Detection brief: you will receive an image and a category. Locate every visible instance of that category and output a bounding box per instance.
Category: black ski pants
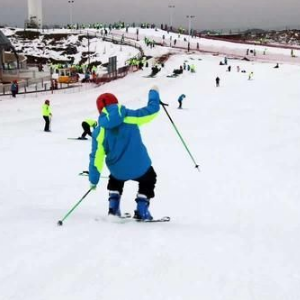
[107,166,157,199]
[43,116,50,131]
[81,121,92,138]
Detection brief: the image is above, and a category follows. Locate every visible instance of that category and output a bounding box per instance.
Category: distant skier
[248,72,254,80]
[190,64,196,73]
[173,65,183,75]
[291,49,295,57]
[150,65,161,77]
[42,100,52,132]
[274,63,279,69]
[178,94,186,109]
[79,119,97,140]
[89,87,161,220]
[138,60,144,70]
[11,80,18,98]
[215,77,220,87]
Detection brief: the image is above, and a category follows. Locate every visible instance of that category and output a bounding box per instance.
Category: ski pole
[79,170,109,178]
[160,102,200,171]
[57,188,92,226]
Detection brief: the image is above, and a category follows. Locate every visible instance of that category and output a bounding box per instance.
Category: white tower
[28,0,43,28]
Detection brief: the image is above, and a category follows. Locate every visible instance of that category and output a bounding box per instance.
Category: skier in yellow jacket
[42,100,52,132]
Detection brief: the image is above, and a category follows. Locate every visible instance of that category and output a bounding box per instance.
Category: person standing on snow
[248,71,254,80]
[89,86,161,220]
[42,100,52,132]
[79,119,97,140]
[11,80,19,98]
[215,76,220,87]
[178,94,186,109]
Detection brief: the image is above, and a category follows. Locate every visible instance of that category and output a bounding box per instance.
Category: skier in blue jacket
[178,94,186,109]
[89,86,161,220]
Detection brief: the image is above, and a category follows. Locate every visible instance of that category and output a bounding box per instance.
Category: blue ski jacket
[89,89,160,185]
[178,94,186,102]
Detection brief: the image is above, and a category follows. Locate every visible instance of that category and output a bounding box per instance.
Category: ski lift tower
[27,0,43,28]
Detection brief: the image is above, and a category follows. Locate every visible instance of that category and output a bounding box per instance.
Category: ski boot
[134,194,153,221]
[108,191,121,217]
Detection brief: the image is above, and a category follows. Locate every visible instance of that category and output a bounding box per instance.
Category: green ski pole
[160,102,200,171]
[57,188,92,226]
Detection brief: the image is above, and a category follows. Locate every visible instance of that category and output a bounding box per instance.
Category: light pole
[68,0,74,30]
[186,15,195,41]
[168,5,175,29]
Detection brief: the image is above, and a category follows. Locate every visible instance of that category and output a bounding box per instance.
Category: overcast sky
[0,0,300,31]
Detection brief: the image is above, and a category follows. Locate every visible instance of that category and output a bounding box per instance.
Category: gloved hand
[90,183,97,190]
[151,85,159,93]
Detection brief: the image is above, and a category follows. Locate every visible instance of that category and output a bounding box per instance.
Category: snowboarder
[80,119,97,140]
[89,87,161,220]
[42,100,52,132]
[178,94,186,109]
[215,77,220,87]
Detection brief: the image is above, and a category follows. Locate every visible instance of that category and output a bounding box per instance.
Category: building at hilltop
[0,31,29,84]
[0,31,19,81]
[26,0,43,29]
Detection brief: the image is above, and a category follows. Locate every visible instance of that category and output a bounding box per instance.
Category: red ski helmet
[96,93,118,113]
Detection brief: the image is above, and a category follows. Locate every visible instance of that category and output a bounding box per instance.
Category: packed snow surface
[0,29,300,300]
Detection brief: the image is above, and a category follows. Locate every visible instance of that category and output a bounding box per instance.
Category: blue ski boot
[108,191,121,217]
[134,194,153,221]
